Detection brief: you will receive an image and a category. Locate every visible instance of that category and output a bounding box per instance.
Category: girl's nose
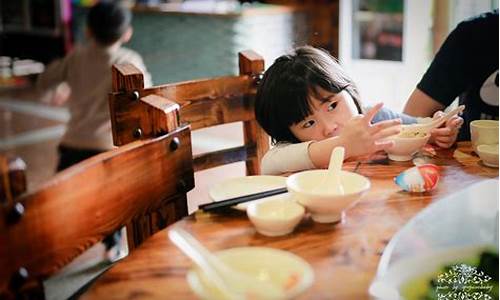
[322,121,338,138]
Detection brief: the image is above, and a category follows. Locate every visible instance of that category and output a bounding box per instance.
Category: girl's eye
[302,120,315,129]
[327,101,338,112]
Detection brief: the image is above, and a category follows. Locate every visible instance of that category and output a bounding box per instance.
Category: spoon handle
[168,228,241,299]
[428,105,465,129]
[328,146,345,172]
[324,147,345,194]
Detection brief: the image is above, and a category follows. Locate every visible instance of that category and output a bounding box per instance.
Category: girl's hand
[429,111,464,148]
[339,103,402,158]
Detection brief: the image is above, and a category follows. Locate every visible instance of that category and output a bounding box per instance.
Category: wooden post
[109,64,180,146]
[109,64,188,250]
[0,156,27,205]
[239,50,269,175]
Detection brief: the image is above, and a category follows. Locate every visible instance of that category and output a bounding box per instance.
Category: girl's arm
[309,103,402,167]
[371,106,418,125]
[262,104,403,174]
[308,136,347,168]
[261,142,316,175]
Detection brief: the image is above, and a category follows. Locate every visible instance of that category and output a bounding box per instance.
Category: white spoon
[314,146,345,194]
[168,227,284,300]
[404,105,465,134]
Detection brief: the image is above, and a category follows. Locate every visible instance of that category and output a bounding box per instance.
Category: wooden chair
[0,103,194,299]
[108,50,269,176]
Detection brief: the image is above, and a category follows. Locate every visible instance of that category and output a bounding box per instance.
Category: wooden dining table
[81,142,498,299]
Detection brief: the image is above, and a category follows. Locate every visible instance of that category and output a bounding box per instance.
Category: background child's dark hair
[87,1,132,46]
[255,46,362,145]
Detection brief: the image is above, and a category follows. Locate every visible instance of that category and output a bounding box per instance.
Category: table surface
[81,142,498,299]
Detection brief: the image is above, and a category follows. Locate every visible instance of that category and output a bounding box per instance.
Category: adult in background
[403,10,498,147]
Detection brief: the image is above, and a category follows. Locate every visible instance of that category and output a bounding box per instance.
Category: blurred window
[351,0,404,61]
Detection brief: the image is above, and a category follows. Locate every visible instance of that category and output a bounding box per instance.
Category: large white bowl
[247,196,305,237]
[385,129,431,161]
[369,245,495,300]
[286,170,370,223]
[187,247,314,300]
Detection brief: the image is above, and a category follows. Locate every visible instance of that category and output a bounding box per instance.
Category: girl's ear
[121,27,133,43]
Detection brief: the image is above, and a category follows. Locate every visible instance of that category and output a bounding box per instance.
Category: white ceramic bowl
[470,120,499,153]
[477,144,499,167]
[286,170,370,223]
[385,129,431,161]
[247,195,305,237]
[187,247,314,300]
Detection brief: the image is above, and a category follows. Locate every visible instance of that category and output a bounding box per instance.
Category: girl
[255,46,462,175]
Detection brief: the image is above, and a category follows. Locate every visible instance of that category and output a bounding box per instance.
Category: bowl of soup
[286,170,370,223]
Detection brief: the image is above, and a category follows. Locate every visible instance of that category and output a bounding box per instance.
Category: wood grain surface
[81,142,498,299]
[0,125,195,299]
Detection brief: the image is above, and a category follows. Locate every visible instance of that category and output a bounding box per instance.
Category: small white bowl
[247,195,305,237]
[477,144,499,167]
[286,170,370,223]
[187,247,314,300]
[385,128,431,161]
[471,120,499,153]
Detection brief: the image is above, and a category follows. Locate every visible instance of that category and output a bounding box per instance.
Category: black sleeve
[417,20,473,106]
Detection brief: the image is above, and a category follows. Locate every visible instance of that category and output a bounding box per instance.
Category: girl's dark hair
[255,46,362,144]
[87,1,132,46]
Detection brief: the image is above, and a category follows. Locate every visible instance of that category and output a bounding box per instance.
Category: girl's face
[289,88,359,142]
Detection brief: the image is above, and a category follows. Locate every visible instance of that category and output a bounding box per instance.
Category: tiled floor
[1,85,248,299]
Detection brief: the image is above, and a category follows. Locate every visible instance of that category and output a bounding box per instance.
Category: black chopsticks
[199,187,288,212]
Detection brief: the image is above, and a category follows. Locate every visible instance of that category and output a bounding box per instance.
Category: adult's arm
[403,88,446,117]
[403,14,480,117]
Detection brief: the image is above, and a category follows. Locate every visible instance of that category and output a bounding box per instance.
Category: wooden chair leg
[126,194,188,250]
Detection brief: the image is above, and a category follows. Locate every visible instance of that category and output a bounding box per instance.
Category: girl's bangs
[277,86,312,127]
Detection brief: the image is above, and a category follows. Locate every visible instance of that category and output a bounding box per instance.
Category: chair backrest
[108,50,269,175]
[0,104,194,299]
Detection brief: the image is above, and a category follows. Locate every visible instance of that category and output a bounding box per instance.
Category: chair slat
[109,50,269,175]
[0,125,194,296]
[193,145,255,172]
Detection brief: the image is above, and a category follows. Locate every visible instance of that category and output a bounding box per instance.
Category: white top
[37,43,152,150]
[261,141,316,175]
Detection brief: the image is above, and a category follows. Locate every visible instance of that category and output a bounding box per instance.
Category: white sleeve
[261,141,316,175]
